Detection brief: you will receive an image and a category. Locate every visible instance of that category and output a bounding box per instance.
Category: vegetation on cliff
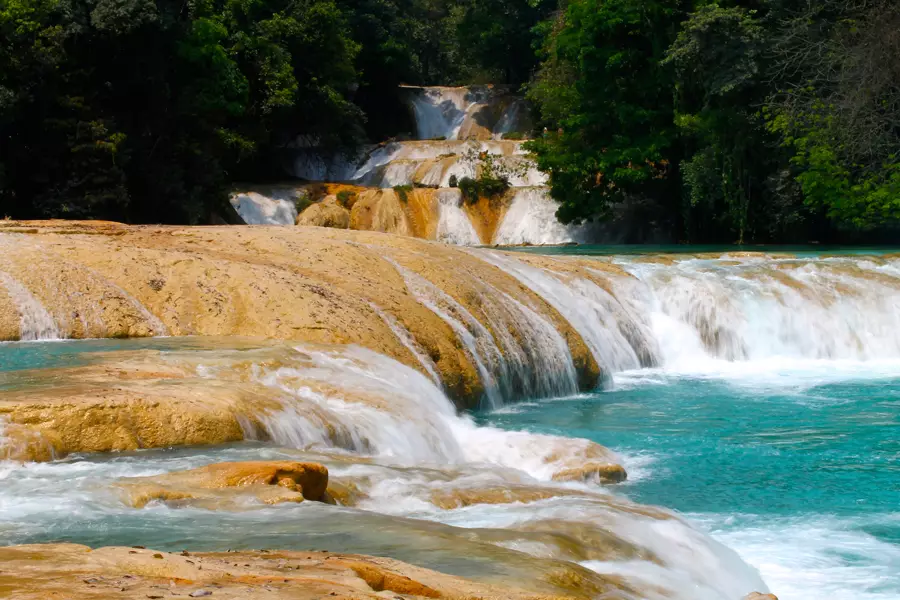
[1,0,898,242]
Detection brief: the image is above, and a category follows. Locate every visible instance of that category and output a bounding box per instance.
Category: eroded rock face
[0,543,601,600]
[117,461,330,509]
[0,221,603,408]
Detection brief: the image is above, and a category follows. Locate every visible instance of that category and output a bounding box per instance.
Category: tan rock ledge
[0,221,607,407]
[0,543,615,600]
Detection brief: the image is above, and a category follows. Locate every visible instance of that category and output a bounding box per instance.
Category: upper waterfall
[231,84,593,247]
[403,85,530,141]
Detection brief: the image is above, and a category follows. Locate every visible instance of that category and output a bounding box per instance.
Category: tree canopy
[2,0,898,242]
[527,0,900,242]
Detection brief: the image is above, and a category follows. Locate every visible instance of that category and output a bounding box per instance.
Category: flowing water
[3,250,900,599]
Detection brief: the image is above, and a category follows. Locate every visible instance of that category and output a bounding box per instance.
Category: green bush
[458,177,479,202]
[336,189,357,208]
[458,174,509,203]
[393,184,413,203]
[448,174,459,188]
[501,131,526,140]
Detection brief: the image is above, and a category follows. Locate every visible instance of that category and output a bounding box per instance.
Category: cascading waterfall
[477,251,900,373]
[407,86,487,140]
[230,191,299,226]
[615,255,900,365]
[371,303,443,385]
[476,251,657,376]
[0,270,60,341]
[387,258,580,406]
[269,85,585,246]
[436,188,481,245]
[0,338,771,600]
[492,187,587,246]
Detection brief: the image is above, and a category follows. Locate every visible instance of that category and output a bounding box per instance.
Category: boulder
[552,462,628,485]
[296,196,350,229]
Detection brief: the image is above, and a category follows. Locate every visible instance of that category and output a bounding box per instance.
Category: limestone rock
[350,189,411,235]
[0,221,603,410]
[430,485,576,509]
[296,196,350,229]
[744,594,779,600]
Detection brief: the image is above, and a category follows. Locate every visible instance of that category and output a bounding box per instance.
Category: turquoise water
[506,244,899,257]
[481,365,900,599]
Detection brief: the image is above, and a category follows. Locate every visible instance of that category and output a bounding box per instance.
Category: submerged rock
[551,462,628,485]
[117,461,330,509]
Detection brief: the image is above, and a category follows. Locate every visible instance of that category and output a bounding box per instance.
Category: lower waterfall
[0,338,769,600]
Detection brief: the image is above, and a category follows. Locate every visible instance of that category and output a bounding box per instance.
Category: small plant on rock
[336,189,357,209]
[393,184,413,203]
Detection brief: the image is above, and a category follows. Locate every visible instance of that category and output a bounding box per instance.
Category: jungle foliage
[2,0,898,242]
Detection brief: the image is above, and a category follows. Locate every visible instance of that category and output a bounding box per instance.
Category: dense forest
[1,0,898,242]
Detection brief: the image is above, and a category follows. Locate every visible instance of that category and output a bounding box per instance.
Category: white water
[388,258,580,405]
[615,255,900,365]
[476,251,656,376]
[436,188,482,245]
[408,86,490,140]
[371,303,442,384]
[0,270,60,341]
[492,188,585,245]
[0,340,769,600]
[480,252,900,371]
[230,191,298,225]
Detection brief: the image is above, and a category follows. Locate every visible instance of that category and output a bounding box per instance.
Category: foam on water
[695,513,900,600]
[492,188,583,245]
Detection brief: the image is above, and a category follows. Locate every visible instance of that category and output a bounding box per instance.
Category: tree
[766,0,900,228]
[526,0,687,224]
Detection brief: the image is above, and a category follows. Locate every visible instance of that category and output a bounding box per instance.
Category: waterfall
[0,271,60,341]
[0,339,768,600]
[230,191,299,226]
[492,99,528,140]
[371,303,442,385]
[436,189,481,245]
[476,251,656,377]
[407,86,489,140]
[475,251,900,375]
[388,258,580,406]
[616,255,900,366]
[492,188,587,245]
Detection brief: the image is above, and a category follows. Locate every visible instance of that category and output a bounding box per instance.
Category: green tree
[526,0,686,224]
